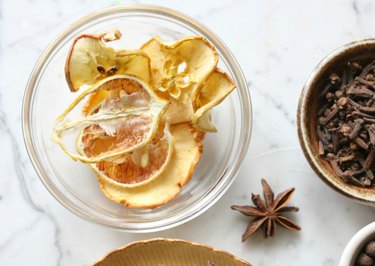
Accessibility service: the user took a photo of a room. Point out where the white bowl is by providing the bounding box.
[340,222,375,265]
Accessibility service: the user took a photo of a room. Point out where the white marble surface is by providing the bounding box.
[2,0,375,265]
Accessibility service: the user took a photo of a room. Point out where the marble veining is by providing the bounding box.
[0,93,63,265]
[2,0,375,265]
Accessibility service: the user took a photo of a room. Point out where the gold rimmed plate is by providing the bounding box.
[93,238,251,266]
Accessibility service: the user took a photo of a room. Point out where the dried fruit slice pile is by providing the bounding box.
[52,30,236,208]
[51,75,168,164]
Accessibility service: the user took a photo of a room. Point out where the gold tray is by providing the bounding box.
[93,238,251,266]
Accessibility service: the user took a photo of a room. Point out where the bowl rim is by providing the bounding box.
[92,238,251,265]
[22,4,252,232]
[297,38,375,205]
[339,222,375,265]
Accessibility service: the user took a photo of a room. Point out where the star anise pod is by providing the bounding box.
[231,179,301,242]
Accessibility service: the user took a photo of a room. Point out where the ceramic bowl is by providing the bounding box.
[340,222,375,265]
[93,238,251,266]
[22,5,251,232]
[297,39,375,205]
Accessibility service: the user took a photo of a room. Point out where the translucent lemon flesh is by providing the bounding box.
[97,123,203,208]
[52,75,168,163]
[79,123,174,188]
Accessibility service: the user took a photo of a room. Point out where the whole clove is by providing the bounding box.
[317,60,375,187]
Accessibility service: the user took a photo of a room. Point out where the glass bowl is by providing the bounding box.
[22,5,251,232]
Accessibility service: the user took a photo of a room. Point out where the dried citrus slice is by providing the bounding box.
[192,69,236,132]
[96,123,204,208]
[51,75,168,163]
[141,36,218,106]
[81,75,152,116]
[77,123,173,188]
[65,31,151,92]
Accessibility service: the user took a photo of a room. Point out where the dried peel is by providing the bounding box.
[192,69,237,132]
[97,123,203,209]
[52,75,168,163]
[65,32,151,92]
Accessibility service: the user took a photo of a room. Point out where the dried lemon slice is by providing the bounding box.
[97,123,204,209]
[52,75,168,163]
[65,31,151,92]
[77,123,173,188]
[141,36,218,123]
[192,69,237,132]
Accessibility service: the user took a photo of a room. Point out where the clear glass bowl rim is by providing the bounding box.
[22,4,252,232]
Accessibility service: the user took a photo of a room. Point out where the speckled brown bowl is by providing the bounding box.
[93,238,251,266]
[297,39,375,205]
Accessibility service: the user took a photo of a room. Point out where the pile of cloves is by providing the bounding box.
[356,240,375,266]
[317,60,375,187]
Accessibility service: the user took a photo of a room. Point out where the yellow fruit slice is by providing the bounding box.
[193,110,216,132]
[192,69,237,132]
[163,98,195,125]
[65,31,151,92]
[97,123,204,209]
[77,123,173,188]
[141,36,218,110]
[81,76,152,116]
[51,75,168,163]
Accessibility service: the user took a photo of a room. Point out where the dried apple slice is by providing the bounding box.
[192,69,236,132]
[162,98,195,125]
[65,31,151,92]
[97,123,204,209]
[51,75,168,163]
[77,123,173,188]
[141,36,218,106]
